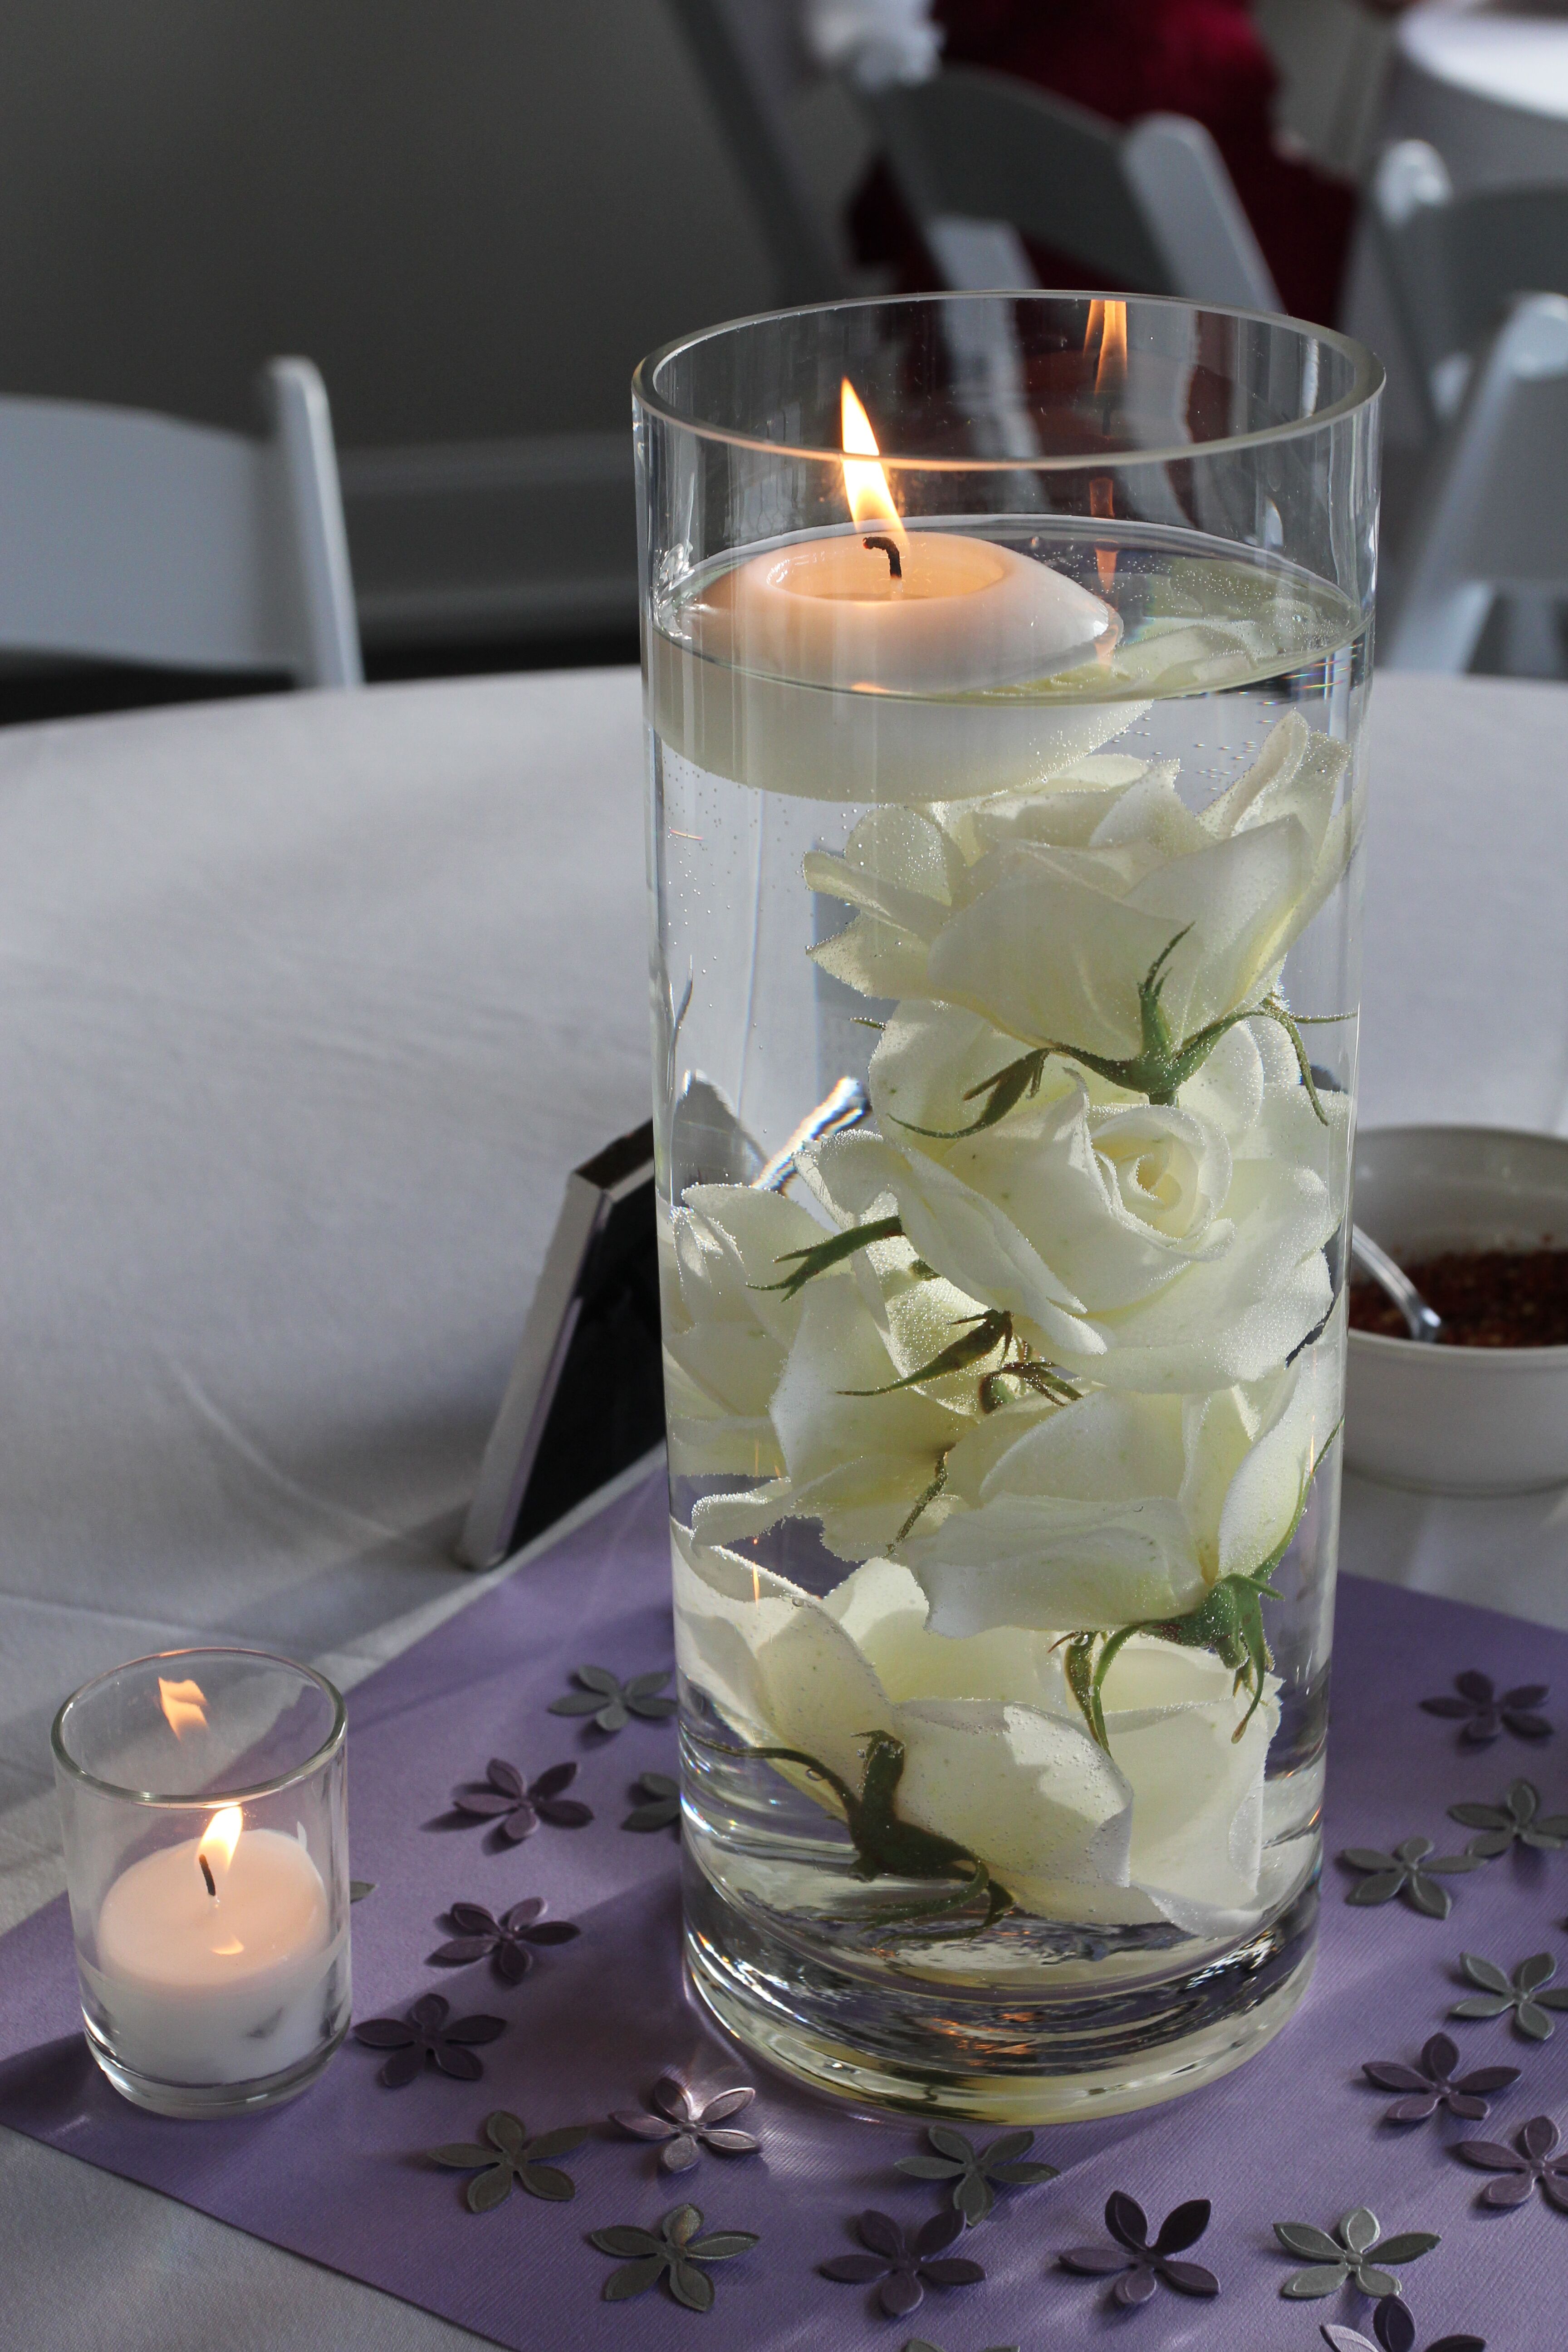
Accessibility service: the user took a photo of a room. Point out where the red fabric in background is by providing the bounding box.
[853,0,1358,324]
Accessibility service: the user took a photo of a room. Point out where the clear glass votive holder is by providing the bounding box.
[52,1647,352,2118]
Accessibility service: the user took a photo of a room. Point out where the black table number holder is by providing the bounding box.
[460,1122,664,1568]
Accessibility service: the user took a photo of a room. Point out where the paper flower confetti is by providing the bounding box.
[590,2204,760,2311]
[1450,1951,1568,2040]
[895,2125,1058,2224]
[550,1665,678,1734]
[622,1770,681,1832]
[1339,1838,1483,1918]
[1421,1673,1551,1746]
[821,2210,985,2319]
[1321,2307,1484,2352]
[349,1879,375,1902]
[1449,1779,1568,1857]
[353,1994,505,2087]
[452,1757,591,1840]
[1273,2209,1439,2299]
[430,1896,581,1984]
[1455,2113,1568,2210]
[1362,2033,1519,2124]
[431,2110,590,2209]
[611,2075,760,2172]
[1058,2192,1218,2308]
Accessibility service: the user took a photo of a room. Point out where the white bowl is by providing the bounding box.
[1345,1125,1568,1495]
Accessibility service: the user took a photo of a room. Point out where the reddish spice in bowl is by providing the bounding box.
[1348,1247,1568,1348]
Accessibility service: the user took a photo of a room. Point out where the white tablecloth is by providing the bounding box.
[1388,0,1568,191]
[2,666,1567,2346]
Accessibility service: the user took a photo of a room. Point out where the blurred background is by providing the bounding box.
[2,0,1564,719]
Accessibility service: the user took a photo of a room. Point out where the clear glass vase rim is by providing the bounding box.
[51,1645,347,1808]
[632,289,1383,474]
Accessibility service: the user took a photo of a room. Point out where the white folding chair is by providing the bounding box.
[0,358,362,690]
[863,67,1280,310]
[1371,141,1568,437]
[1382,292,1568,674]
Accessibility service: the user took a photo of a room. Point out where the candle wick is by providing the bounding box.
[862,534,902,581]
[199,1854,216,1898]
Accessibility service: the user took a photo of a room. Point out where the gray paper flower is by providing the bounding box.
[550,1665,677,1734]
[431,2110,590,2209]
[1449,1779,1568,1857]
[1273,2208,1439,2299]
[1450,1950,1568,2040]
[622,1771,680,1833]
[1339,1838,1483,1918]
[896,2124,1058,2223]
[1456,2112,1568,2210]
[611,2075,760,2171]
[821,2209,985,2320]
[590,2204,759,2311]
[1422,1672,1551,1746]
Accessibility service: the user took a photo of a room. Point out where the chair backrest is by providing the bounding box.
[1382,292,1568,672]
[0,358,362,688]
[662,0,850,304]
[1372,142,1568,431]
[865,68,1280,309]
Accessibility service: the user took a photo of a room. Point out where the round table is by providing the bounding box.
[2,665,1567,2346]
[1387,0,1568,191]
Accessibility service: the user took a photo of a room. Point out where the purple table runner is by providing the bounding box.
[3,1470,1565,2349]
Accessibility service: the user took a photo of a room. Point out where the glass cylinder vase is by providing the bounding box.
[634,294,1380,2122]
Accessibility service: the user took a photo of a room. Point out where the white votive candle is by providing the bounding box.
[87,1809,337,2087]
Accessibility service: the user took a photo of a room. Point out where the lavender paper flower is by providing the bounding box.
[590,2205,759,2311]
[1455,2113,1568,2210]
[430,1896,581,1984]
[1362,2033,1519,2124]
[451,1756,591,1840]
[550,1665,677,1734]
[353,1994,505,2087]
[1059,2192,1218,2308]
[821,2210,985,2319]
[610,2075,760,2172]
[1321,2306,1484,2352]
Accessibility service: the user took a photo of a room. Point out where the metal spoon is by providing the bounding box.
[1350,1225,1443,1343]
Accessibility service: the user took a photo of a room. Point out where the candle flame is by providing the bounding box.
[198,1805,243,1887]
[1086,299,1127,398]
[158,1677,207,1738]
[840,380,907,545]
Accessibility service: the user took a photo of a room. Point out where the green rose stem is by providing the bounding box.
[692,1727,1014,1929]
[752,1215,904,1302]
[1059,1425,1342,1754]
[898,930,1333,1134]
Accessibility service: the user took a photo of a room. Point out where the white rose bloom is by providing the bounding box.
[901,1324,1344,1636]
[681,1188,1023,1562]
[674,1532,1279,1933]
[662,1186,828,1482]
[808,1018,1341,1392]
[807,713,1355,1065]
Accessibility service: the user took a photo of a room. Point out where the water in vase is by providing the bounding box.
[647,519,1366,2119]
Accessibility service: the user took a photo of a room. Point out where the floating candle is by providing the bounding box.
[650,378,1137,802]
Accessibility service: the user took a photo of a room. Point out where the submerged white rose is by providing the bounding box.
[675,1182,1027,1562]
[808,712,1356,1077]
[901,1326,1344,1636]
[674,1533,1280,1933]
[807,1017,1341,1392]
